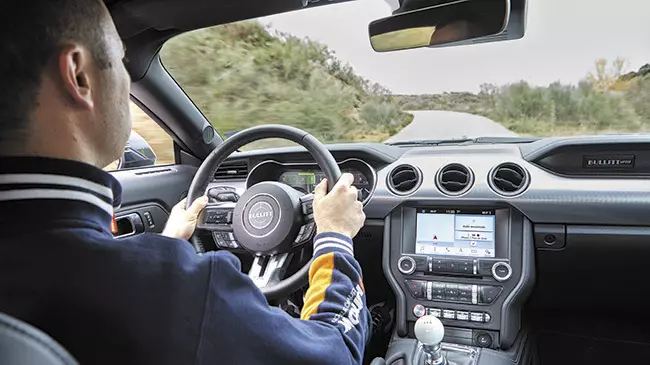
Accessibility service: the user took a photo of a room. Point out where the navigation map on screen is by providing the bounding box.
[415,209,496,258]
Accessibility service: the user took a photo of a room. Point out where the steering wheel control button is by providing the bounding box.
[479,286,503,304]
[398,256,416,275]
[301,222,316,240]
[213,232,228,248]
[455,311,469,321]
[293,222,317,246]
[301,201,313,216]
[492,262,513,282]
[205,210,232,225]
[476,332,493,348]
[217,192,239,203]
[413,304,426,318]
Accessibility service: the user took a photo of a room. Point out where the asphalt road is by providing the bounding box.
[385,110,518,143]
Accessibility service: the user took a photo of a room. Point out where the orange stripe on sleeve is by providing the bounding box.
[300,252,335,320]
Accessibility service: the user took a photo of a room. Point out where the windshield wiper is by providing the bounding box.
[386,138,473,146]
[386,136,539,146]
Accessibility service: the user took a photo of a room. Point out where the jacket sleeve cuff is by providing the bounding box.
[313,232,354,257]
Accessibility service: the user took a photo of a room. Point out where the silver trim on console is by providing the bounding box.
[386,164,423,197]
[435,163,475,197]
[472,285,478,305]
[487,162,531,197]
[398,256,417,275]
[248,253,291,288]
[492,262,513,282]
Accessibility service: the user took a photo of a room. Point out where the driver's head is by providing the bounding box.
[0,0,131,168]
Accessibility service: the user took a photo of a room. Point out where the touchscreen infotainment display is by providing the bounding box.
[415,208,496,258]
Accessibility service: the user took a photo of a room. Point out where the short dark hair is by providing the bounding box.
[0,0,112,149]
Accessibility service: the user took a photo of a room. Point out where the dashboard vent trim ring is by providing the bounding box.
[488,162,530,197]
[435,163,474,196]
[386,164,422,196]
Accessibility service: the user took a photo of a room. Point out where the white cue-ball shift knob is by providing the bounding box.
[414,315,445,346]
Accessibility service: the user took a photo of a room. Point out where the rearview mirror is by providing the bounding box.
[369,0,509,52]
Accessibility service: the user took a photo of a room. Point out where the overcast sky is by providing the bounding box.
[261,0,650,94]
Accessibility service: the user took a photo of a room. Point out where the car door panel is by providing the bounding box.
[111,164,197,236]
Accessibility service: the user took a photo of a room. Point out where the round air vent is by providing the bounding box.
[489,163,530,196]
[387,164,421,195]
[436,163,474,196]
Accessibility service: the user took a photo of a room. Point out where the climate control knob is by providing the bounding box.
[491,262,512,282]
[398,256,416,275]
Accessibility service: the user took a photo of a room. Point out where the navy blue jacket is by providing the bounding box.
[0,157,370,364]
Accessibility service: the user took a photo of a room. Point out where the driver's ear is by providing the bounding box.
[57,45,94,110]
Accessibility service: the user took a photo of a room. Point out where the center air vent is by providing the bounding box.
[387,165,421,195]
[436,163,474,196]
[489,163,530,196]
[214,162,248,180]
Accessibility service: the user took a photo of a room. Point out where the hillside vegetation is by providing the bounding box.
[133,19,648,166]
[161,21,412,149]
[395,60,650,136]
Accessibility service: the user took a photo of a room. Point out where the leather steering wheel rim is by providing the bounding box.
[186,124,341,300]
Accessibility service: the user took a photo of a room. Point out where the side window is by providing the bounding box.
[105,102,174,171]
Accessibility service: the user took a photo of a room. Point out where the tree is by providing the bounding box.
[587,58,632,91]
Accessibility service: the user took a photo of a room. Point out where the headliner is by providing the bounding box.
[104,0,358,79]
[105,0,356,40]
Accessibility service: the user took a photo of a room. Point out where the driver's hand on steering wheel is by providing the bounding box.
[162,196,209,240]
[313,173,366,239]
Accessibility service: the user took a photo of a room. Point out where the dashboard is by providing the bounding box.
[205,134,650,352]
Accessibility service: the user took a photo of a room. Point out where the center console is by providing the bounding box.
[384,205,535,352]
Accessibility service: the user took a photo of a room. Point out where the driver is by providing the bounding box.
[0,1,369,364]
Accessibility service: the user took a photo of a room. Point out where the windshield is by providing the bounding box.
[160,0,650,150]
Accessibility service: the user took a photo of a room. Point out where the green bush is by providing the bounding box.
[394,64,649,136]
[160,21,408,146]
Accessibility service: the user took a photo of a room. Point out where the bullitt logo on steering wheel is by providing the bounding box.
[248,201,274,230]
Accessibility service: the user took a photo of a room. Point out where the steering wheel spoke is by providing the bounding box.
[299,193,315,222]
[249,253,293,288]
[197,202,235,229]
[195,203,240,249]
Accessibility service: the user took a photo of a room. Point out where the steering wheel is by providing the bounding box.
[186,125,341,300]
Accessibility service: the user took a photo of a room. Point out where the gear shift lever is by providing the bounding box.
[414,315,446,365]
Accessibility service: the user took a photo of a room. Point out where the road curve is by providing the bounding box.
[386,110,518,143]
